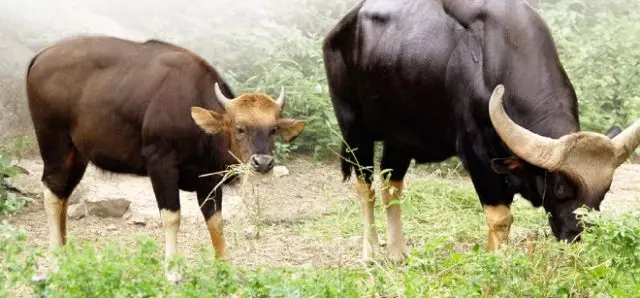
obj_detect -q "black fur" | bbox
[323,0,597,241]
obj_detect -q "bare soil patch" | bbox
[4,156,640,269]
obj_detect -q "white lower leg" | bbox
[383,180,408,264]
[161,209,181,283]
[36,186,68,281]
[43,186,68,252]
[356,179,378,260]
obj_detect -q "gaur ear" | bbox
[276,118,308,142]
[491,157,523,174]
[191,107,225,134]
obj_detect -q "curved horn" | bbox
[488,85,565,171]
[275,87,285,108]
[214,82,232,108]
[612,119,640,167]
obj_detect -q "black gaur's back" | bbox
[322,0,634,262]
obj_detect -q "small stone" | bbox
[244,225,260,240]
[67,203,86,220]
[107,224,117,231]
[85,197,131,218]
[272,165,289,177]
[31,273,49,284]
[127,214,148,226]
[166,270,182,284]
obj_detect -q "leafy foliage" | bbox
[0,139,32,215]
[2,177,639,297]
[189,0,640,160]
[195,1,359,160]
[540,0,640,133]
[0,221,40,298]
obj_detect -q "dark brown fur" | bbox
[27,36,235,201]
[26,36,310,262]
[27,36,306,264]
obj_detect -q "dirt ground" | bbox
[4,156,640,270]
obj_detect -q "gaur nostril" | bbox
[250,155,275,172]
[250,156,260,169]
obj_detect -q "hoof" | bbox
[361,233,380,263]
[387,242,409,265]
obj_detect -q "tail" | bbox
[340,143,353,181]
[25,51,44,104]
[322,1,366,183]
[26,42,56,82]
[26,53,39,79]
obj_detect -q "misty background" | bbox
[0,0,638,159]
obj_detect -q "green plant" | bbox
[183,0,640,161]
[2,178,639,297]
[220,24,341,160]
[573,208,640,295]
[0,221,41,298]
[540,0,640,133]
[0,143,32,215]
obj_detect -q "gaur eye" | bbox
[269,127,278,135]
[556,184,572,198]
[236,127,246,135]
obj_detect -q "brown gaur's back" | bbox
[26,35,227,174]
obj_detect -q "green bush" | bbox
[402,209,640,297]
[0,221,40,298]
[194,0,640,160]
[0,233,364,297]
[0,140,32,215]
[165,0,358,161]
[222,23,340,160]
[540,0,640,133]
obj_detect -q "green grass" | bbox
[0,137,33,215]
[2,176,639,297]
[300,176,550,248]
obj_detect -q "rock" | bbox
[68,184,88,205]
[67,203,86,220]
[4,174,41,197]
[4,171,84,204]
[85,197,131,218]
[106,224,117,231]
[243,225,260,240]
[13,165,30,175]
[272,165,289,178]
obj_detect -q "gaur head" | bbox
[488,85,640,242]
[190,83,307,173]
